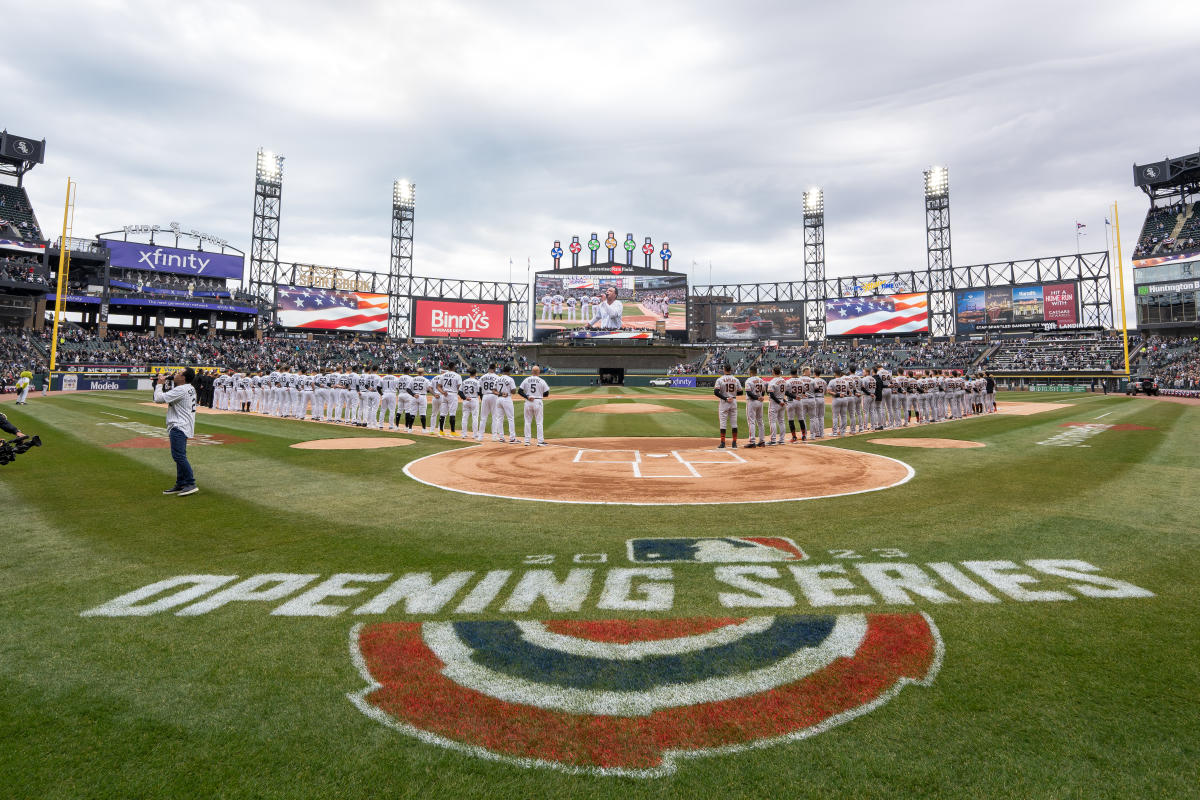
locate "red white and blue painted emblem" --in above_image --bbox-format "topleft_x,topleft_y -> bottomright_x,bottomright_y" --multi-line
628,536 -> 806,563
348,613 -> 942,776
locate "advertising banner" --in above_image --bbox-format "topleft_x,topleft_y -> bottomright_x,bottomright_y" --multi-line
276,285 -> 388,332
956,282 -> 1078,333
670,377 -> 698,388
713,302 -> 805,341
412,299 -> 507,339
102,239 -> 245,280
825,293 -> 929,336
109,297 -> 257,314
533,267 -> 687,340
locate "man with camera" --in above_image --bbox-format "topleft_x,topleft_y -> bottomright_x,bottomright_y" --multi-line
154,367 -> 199,497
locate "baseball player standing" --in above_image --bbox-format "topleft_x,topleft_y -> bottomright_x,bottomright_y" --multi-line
379,369 -> 399,430
829,370 -> 849,437
766,366 -> 788,446
496,365 -> 518,442
743,366 -> 766,448
409,368 -> 431,433
362,367 -> 382,429
397,367 -> 414,431
713,364 -> 741,449
810,371 -> 827,438
435,363 -> 462,436
518,366 -> 551,446
459,368 -> 481,439
785,368 -> 806,443
478,364 -> 500,441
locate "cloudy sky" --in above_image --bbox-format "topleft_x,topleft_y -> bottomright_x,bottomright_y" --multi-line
8,0 -> 1198,307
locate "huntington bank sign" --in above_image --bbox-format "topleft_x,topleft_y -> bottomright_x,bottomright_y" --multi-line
413,298 -> 506,340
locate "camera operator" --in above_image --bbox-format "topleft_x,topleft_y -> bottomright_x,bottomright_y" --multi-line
154,367 -> 199,497
0,411 -> 23,437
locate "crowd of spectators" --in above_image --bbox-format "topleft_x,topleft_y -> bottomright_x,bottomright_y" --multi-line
47,327 -> 528,375
0,256 -> 48,286
0,328 -> 47,385
1132,201 -> 1199,259
983,333 -> 1137,372
1140,334 -> 1200,389
0,184 -> 42,241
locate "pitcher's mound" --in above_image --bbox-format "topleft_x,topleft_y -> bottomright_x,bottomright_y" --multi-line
405,436 -> 913,505
869,438 -> 984,449
291,437 -> 414,450
577,403 -> 680,415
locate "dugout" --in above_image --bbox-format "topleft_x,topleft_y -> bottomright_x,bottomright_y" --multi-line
598,367 -> 625,385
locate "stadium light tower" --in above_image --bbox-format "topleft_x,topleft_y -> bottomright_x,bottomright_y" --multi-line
923,166 -> 954,337
803,187 -> 825,340
388,179 -> 416,338
248,148 -> 284,311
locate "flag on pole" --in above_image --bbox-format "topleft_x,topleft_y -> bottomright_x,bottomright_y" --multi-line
1075,221 -> 1087,232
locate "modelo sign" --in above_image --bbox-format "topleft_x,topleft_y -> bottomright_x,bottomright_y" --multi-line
102,239 -> 245,280
413,299 -> 506,340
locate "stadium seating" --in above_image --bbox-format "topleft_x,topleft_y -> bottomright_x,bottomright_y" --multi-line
983,333 -> 1135,372
0,184 -> 43,241
1140,334 -> 1200,389
1132,201 -> 1196,259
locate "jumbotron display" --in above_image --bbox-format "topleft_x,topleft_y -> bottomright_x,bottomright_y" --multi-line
826,293 -> 929,336
714,302 -> 805,341
412,298 -> 507,340
533,265 -> 687,340
955,282 -> 1079,333
275,285 -> 388,332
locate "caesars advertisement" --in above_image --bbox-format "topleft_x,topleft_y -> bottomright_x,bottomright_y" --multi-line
533,265 -> 687,340
713,302 -> 805,341
412,299 -> 507,340
955,282 -> 1079,333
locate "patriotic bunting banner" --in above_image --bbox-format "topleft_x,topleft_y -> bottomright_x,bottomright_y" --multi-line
275,285 -> 388,332
825,293 -> 929,336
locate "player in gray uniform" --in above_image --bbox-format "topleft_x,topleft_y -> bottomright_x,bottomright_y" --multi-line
713,364 -> 741,449
435,364 -> 463,436
459,368 -> 481,440
766,366 -> 788,445
495,366 -> 518,442
874,366 -> 892,430
843,369 -> 860,434
518,366 -> 551,446
743,366 -> 766,448
829,370 -> 850,437
785,368 -> 806,443
478,365 -> 501,441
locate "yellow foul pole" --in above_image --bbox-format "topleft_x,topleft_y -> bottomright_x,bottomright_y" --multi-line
1113,201 -> 1130,376
49,178 -> 76,373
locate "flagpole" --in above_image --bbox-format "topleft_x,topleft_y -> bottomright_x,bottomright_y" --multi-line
1113,202 -> 1130,378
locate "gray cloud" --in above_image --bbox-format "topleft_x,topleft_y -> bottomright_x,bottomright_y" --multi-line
8,0 -> 1198,324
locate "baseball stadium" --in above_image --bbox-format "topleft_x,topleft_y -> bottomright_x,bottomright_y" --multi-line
3,8 -> 1200,798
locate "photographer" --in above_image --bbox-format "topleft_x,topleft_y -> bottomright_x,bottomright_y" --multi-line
0,411 -> 23,437
154,367 -> 199,497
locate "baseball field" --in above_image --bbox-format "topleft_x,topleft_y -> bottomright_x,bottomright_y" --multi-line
2,387 -> 1197,798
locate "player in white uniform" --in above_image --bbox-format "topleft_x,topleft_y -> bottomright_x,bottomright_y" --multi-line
552,293 -> 564,320
360,368 -> 381,428
541,295 -> 553,321
459,368 -> 481,439
743,366 -> 767,448
396,368 -> 414,430
713,364 -> 742,449
478,365 -> 501,441
586,286 -> 623,330
495,366 -> 518,442
766,366 -> 788,445
518,366 -> 551,446
379,370 -> 399,430
434,364 -> 463,436
565,295 -> 577,322
408,369 -> 431,432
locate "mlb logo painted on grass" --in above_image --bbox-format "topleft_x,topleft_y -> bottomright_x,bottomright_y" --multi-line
348,613 -> 942,777
628,537 -> 806,563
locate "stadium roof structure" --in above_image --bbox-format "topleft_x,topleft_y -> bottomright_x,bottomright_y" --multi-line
1133,149 -> 1200,202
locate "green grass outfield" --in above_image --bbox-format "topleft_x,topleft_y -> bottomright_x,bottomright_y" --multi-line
2,388 -> 1197,798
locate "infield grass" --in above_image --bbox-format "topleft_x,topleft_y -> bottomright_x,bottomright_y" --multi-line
1,389 -> 1197,798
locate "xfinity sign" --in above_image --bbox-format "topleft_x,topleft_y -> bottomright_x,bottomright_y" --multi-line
102,239 -> 244,280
